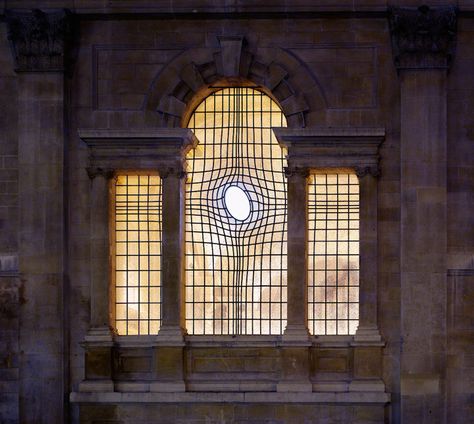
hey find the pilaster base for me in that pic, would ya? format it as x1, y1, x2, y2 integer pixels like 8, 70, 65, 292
352, 325, 384, 345
156, 325, 186, 346
83, 326, 115, 346
281, 324, 312, 346
81, 327, 115, 388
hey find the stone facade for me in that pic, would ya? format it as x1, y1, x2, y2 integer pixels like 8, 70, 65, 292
0, 2, 472, 424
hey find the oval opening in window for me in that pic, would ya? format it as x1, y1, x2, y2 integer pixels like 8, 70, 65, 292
224, 185, 251, 221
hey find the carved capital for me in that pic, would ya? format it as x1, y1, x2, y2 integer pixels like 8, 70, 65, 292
86, 167, 115, 180
284, 166, 310, 179
6, 9, 73, 72
388, 5, 457, 70
355, 166, 380, 179
159, 166, 187, 180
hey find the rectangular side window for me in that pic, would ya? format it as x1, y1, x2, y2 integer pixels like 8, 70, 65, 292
114, 174, 162, 335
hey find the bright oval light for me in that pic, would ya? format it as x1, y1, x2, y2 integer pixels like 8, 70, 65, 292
224, 185, 251, 221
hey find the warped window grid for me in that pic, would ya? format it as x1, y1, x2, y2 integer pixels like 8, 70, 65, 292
115, 175, 162, 335
186, 87, 288, 335
308, 173, 359, 335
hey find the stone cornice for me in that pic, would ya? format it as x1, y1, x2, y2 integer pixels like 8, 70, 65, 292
79, 129, 198, 172
5, 8, 72, 72
273, 127, 384, 177
388, 5, 458, 71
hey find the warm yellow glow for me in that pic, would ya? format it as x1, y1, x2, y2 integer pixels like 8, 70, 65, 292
186, 87, 287, 335
115, 175, 162, 335
308, 173, 359, 335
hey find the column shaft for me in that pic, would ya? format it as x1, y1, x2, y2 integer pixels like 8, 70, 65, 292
400, 69, 447, 421
88, 169, 114, 329
18, 73, 65, 423
285, 168, 309, 335
159, 171, 186, 336
354, 171, 381, 342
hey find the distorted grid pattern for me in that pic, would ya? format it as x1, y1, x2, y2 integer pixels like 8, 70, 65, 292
186, 88, 288, 335
115, 175, 162, 335
308, 174, 359, 335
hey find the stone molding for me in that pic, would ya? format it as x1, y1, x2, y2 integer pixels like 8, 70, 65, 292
71, 390, 391, 404
79, 129, 198, 173
5, 8, 73, 72
146, 35, 312, 128
388, 5, 457, 70
273, 127, 384, 175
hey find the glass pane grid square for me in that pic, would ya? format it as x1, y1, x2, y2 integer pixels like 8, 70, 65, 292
308, 173, 359, 336
115, 174, 162, 335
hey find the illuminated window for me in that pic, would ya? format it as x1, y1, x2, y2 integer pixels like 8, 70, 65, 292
308, 173, 359, 335
185, 87, 288, 335
114, 174, 162, 335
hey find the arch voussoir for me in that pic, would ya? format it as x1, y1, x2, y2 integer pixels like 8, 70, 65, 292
146, 36, 323, 128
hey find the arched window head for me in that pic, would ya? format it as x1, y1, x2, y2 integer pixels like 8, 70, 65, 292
185, 87, 288, 335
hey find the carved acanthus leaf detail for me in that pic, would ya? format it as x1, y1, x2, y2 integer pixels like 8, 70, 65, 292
355, 166, 380, 179
388, 5, 457, 70
6, 9, 72, 72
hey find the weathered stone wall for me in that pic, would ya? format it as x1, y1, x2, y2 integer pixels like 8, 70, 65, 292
0, 24, 18, 258
0, 21, 19, 424
445, 16, 474, 424
68, 14, 400, 423
0, 3, 472, 424
80, 403, 385, 424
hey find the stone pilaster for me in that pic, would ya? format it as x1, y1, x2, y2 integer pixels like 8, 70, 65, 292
350, 166, 384, 393
389, 5, 456, 422
277, 165, 312, 393
79, 167, 115, 392
151, 164, 187, 392
86, 167, 115, 333
149, 166, 186, 392
283, 165, 311, 341
353, 166, 382, 344
6, 8, 73, 422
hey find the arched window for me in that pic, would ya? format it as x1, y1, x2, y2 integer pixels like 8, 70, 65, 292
185, 87, 288, 335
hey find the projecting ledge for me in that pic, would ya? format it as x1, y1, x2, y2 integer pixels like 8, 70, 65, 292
272, 127, 385, 172
70, 391, 390, 404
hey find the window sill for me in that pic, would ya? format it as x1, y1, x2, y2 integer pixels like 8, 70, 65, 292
113, 334, 356, 348
70, 389, 390, 404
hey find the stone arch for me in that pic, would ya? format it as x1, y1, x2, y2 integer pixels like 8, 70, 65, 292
145, 35, 326, 128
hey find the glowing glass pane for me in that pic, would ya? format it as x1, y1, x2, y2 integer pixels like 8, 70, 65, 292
186, 87, 287, 335
114, 175, 162, 335
308, 173, 359, 335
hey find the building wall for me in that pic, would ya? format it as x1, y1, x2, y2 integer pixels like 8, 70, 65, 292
0, 2, 472, 424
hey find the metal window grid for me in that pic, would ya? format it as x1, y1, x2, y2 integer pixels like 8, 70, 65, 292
186, 87, 288, 335
308, 173, 360, 335
115, 174, 162, 335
